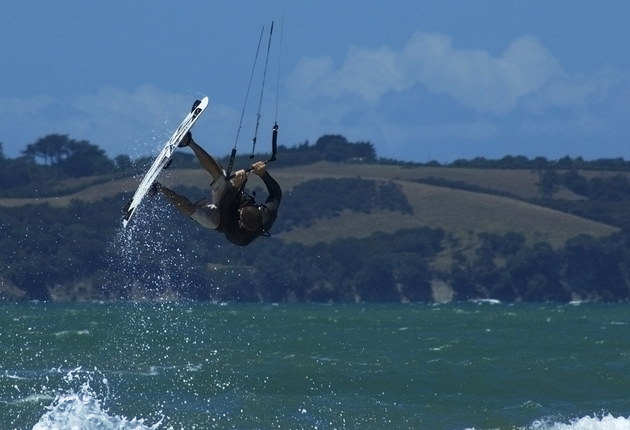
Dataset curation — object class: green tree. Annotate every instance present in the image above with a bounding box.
[22,134,71,167]
[555,155,574,170]
[499,155,530,169]
[536,168,561,199]
[562,168,589,196]
[562,234,630,301]
[353,254,398,301]
[394,253,433,301]
[506,242,569,301]
[314,134,377,162]
[115,154,134,171]
[60,139,115,177]
[532,156,548,180]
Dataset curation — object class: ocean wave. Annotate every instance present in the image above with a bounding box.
[531,414,630,430]
[32,389,163,430]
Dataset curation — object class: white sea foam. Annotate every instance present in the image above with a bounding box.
[462,415,630,430]
[32,388,162,430]
[531,414,630,430]
[31,368,166,430]
[54,329,90,336]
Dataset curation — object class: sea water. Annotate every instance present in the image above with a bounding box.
[1,302,629,430]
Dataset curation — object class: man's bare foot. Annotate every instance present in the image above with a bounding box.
[148,182,162,196]
[178,131,192,148]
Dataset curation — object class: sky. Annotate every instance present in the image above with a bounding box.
[1,0,629,163]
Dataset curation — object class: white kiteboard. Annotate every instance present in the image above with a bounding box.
[122,97,209,228]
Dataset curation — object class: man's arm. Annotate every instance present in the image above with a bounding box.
[251,162,282,229]
[251,161,282,206]
[261,172,282,207]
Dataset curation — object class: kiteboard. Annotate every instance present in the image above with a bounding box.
[122,97,209,228]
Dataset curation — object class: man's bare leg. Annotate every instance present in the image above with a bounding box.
[184,133,224,182]
[152,183,195,216]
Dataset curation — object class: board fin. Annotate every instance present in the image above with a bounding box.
[122,200,132,220]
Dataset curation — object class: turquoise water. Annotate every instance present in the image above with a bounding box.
[1,302,629,430]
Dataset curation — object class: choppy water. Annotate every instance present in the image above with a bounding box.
[1,302,629,430]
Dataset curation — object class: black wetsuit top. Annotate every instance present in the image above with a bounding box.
[217,172,282,246]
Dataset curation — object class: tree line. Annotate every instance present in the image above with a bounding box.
[0,134,377,197]
[449,230,630,302]
[443,154,630,172]
[9,132,630,198]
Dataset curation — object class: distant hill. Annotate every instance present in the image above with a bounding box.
[0,161,617,247]
[3,135,630,303]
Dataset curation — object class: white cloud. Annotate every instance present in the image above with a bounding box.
[65,86,189,155]
[416,120,499,141]
[1,31,625,163]
[279,30,629,162]
[73,86,174,118]
[0,86,226,158]
[521,65,623,113]
[286,56,334,99]
[70,85,192,133]
[288,32,569,115]
[322,45,405,101]
[0,95,57,116]
[405,33,565,114]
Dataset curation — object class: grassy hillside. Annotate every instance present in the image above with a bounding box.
[275,162,584,200]
[0,162,618,248]
[276,180,616,247]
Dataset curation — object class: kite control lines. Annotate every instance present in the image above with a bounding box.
[226,19,281,180]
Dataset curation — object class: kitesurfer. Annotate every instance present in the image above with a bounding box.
[149,131,282,246]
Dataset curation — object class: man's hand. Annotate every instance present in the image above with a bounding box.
[251,161,267,177]
[233,169,248,188]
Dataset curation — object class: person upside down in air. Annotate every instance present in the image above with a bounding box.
[149,131,282,246]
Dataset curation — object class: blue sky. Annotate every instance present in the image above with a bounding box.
[1,1,629,163]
